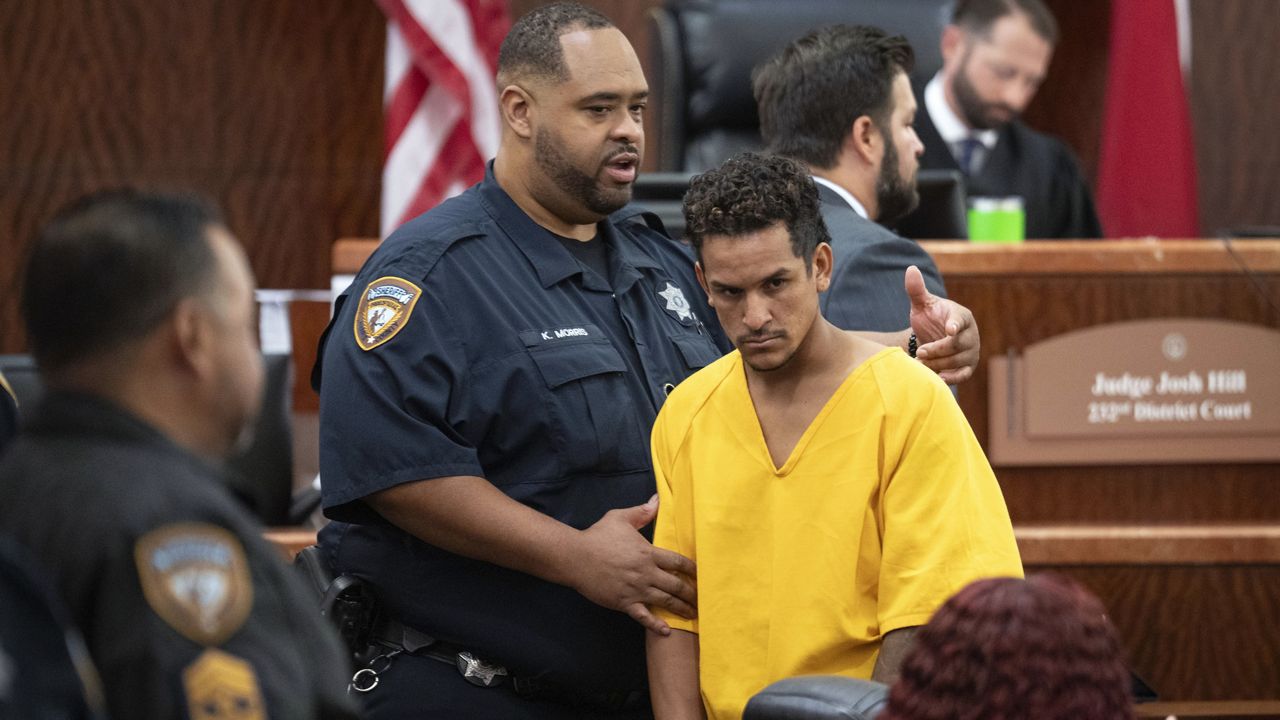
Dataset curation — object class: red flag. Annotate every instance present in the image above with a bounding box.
[1096,0,1199,238]
[377,0,510,236]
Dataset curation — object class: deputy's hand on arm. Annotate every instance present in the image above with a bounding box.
[904,265,980,384]
[568,494,697,635]
[369,480,696,635]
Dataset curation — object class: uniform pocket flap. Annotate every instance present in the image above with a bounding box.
[671,335,721,370]
[528,340,627,389]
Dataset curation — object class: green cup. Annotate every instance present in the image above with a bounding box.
[967,196,1025,243]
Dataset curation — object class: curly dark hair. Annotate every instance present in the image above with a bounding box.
[754,24,913,170]
[880,574,1136,720]
[496,2,614,87]
[682,152,830,268]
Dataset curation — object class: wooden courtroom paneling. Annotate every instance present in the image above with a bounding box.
[1017,525,1280,565]
[0,1,384,354]
[927,238,1280,274]
[1191,0,1280,237]
[1035,564,1280,702]
[1136,701,1280,719]
[288,301,333,413]
[1020,525,1280,702]
[1025,0,1110,185]
[923,240,1280,525]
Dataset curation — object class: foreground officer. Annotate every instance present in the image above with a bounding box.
[0,190,358,720]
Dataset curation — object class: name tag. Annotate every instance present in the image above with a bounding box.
[520,323,604,347]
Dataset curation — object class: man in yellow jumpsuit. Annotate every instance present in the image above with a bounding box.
[646,153,1023,720]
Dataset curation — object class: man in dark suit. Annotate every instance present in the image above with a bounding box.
[917,0,1101,239]
[754,24,978,383]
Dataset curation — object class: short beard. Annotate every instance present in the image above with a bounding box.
[953,50,1016,131]
[875,132,919,224]
[535,127,633,217]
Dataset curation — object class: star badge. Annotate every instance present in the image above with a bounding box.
[658,282,694,323]
[456,651,508,687]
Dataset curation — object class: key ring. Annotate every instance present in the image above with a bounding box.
[349,648,402,694]
[350,668,380,693]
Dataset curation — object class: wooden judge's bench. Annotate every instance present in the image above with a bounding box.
[921,239,1280,714]
[328,238,1280,714]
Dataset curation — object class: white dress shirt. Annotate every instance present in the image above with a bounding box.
[924,73,998,175]
[812,175,870,220]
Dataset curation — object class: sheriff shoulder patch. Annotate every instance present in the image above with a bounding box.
[134,524,253,646]
[354,276,423,351]
[183,648,265,720]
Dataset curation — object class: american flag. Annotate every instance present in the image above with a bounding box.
[376,0,510,237]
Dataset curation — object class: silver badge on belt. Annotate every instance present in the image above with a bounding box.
[456,651,509,687]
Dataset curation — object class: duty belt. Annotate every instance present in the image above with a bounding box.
[351,616,647,713]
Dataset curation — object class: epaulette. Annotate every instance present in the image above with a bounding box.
[370,215,488,283]
[314,214,487,388]
[613,204,669,238]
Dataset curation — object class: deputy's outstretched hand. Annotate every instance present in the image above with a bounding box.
[570,494,697,635]
[905,265,980,384]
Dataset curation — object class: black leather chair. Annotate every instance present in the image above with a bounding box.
[632,171,698,240]
[225,352,296,525]
[645,0,966,240]
[649,0,951,173]
[634,169,968,241]
[891,169,969,239]
[743,676,889,720]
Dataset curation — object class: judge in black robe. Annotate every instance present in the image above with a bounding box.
[915,83,1103,240]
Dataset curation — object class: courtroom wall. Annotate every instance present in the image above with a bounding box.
[0,1,385,353]
[1,0,1278,353]
[1191,0,1280,236]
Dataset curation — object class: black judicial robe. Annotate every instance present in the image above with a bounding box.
[915,100,1103,240]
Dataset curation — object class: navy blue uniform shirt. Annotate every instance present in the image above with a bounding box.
[315,164,728,693]
[0,392,358,720]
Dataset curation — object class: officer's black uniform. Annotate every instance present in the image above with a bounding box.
[0,391,359,720]
[0,533,106,720]
[316,163,730,718]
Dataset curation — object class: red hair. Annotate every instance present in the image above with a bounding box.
[879,574,1135,720]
